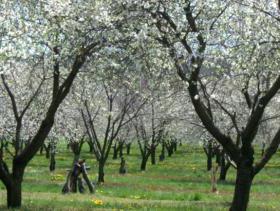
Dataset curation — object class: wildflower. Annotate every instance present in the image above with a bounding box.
[92,199,103,205]
[51,174,64,181]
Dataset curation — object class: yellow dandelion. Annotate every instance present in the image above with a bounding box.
[92,199,103,205]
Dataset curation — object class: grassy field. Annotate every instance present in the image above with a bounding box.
[1,143,280,210]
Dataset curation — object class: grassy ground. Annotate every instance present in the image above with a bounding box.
[1,143,280,210]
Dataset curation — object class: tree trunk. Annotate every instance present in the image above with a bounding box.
[119,142,124,158]
[5,163,25,208]
[207,153,212,171]
[219,162,230,181]
[140,155,149,171]
[6,165,24,209]
[98,160,105,183]
[159,144,165,161]
[151,146,156,165]
[39,145,44,155]
[126,143,131,155]
[167,146,173,157]
[219,154,230,181]
[206,141,213,171]
[81,165,95,193]
[45,144,50,159]
[88,141,93,153]
[215,150,221,164]
[72,153,80,166]
[7,179,22,208]
[62,160,94,194]
[113,144,118,160]
[119,157,126,174]
[230,166,253,211]
[49,152,56,172]
[174,142,177,151]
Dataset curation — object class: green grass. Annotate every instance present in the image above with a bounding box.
[1,144,280,210]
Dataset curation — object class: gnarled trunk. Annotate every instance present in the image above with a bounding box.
[140,155,149,171]
[6,164,25,208]
[219,156,230,181]
[7,179,22,208]
[81,165,95,193]
[72,153,80,166]
[230,165,253,211]
[98,160,105,183]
